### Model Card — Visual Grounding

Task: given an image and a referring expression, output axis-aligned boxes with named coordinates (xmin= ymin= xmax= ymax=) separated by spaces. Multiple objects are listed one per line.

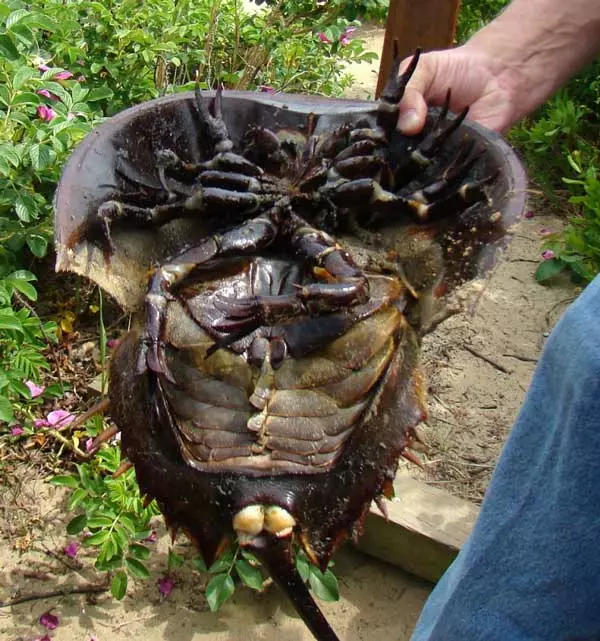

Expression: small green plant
xmin=50 ymin=435 xmax=161 ymax=600
xmin=536 ymin=152 xmax=600 ymax=284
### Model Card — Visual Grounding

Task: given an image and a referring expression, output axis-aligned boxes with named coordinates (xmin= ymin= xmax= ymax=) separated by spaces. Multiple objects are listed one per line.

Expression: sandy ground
xmin=0 ymin=22 xmax=578 ymax=641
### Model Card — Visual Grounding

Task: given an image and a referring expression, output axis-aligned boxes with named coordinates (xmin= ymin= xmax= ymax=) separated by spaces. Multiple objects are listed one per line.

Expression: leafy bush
xmin=456 ymin=0 xmax=600 ymax=284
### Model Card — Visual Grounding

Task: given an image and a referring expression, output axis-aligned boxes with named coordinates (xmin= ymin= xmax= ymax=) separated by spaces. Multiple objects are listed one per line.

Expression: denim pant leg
xmin=410 ymin=275 xmax=600 ymax=641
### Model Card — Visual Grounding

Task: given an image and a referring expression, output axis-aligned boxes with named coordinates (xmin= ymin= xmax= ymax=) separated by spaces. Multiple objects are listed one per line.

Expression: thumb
xmin=397 ymin=87 xmax=428 ymax=135
xmin=395 ymin=53 xmax=438 ymax=135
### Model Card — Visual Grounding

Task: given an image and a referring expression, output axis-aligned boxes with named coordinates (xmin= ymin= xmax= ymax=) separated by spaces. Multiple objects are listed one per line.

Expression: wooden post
xmin=376 ymin=0 xmax=461 ymax=98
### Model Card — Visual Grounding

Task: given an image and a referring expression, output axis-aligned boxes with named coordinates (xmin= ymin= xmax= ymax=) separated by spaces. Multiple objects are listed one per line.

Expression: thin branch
xmin=0 ymin=583 xmax=108 ymax=608
xmin=463 ymin=345 xmax=511 ymax=374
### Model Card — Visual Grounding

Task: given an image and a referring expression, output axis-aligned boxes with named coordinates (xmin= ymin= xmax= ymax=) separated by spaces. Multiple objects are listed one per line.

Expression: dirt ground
xmin=0 ymin=23 xmax=579 ymax=641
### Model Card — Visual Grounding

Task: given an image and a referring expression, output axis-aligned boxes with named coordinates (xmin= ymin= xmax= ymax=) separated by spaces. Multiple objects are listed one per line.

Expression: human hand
xmin=397 ymin=45 xmax=521 ymax=135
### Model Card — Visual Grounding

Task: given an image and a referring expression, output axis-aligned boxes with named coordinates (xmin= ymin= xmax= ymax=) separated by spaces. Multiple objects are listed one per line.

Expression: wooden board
xmin=376 ymin=0 xmax=461 ymax=98
xmin=357 ymin=472 xmax=478 ymax=583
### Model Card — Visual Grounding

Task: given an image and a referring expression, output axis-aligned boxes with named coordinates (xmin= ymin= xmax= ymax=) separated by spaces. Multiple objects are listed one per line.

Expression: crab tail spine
xmin=246 ymin=536 xmax=340 ymax=641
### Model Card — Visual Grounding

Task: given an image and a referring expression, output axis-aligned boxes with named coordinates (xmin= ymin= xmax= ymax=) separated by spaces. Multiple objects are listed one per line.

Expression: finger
xmin=397 ymin=87 xmax=428 ymax=134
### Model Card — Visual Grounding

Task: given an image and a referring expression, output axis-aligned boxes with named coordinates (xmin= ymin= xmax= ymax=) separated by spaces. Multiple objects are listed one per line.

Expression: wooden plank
xmin=376 ymin=0 xmax=461 ymax=98
xmin=357 ymin=472 xmax=478 ymax=583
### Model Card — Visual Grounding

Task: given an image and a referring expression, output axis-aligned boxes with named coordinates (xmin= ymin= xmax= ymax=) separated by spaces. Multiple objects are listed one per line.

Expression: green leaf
xmin=83 ymin=530 xmax=110 ymax=546
xmin=26 ymin=234 xmax=48 ymax=258
xmin=0 ymin=84 xmax=10 ymax=106
xmin=112 ymin=570 xmax=128 ymax=600
xmin=208 ymin=549 xmax=235 ymax=573
xmin=51 ymin=474 xmax=79 ymax=488
xmin=12 ymin=67 xmax=37 ymax=90
xmin=87 ymin=514 xmax=115 ymax=528
xmin=0 ymin=144 xmax=20 ymax=168
xmin=128 ymin=543 xmax=151 ymax=560
xmin=5 ymin=8 xmax=29 ymax=30
xmin=192 ymin=556 xmax=207 ymax=572
xmin=0 ymin=311 xmax=23 ymax=332
xmin=66 ymin=513 xmax=88 ymax=534
xmin=535 ymin=258 xmax=566 ymax=283
xmin=22 ymin=12 xmax=58 ymax=31
xmin=68 ymin=487 xmax=88 ymax=510
xmin=86 ymin=86 xmax=114 ymax=102
xmin=308 ymin=567 xmax=339 ymax=602
xmin=0 ymin=395 xmax=14 ymax=423
xmin=205 ymin=573 xmax=235 ymax=612
xmin=235 ymin=559 xmax=264 ymax=591
xmin=295 ymin=552 xmax=310 ymax=582
xmin=168 ymin=549 xmax=185 ymax=569
xmin=29 ymin=144 xmax=55 ymax=171
xmin=11 ymin=92 xmax=41 ymax=106
xmin=10 ymin=276 xmax=37 ymax=301
xmin=125 ymin=556 xmax=151 ymax=579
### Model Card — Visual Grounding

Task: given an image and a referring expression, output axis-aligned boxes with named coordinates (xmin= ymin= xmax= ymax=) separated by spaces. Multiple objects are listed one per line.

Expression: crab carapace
xmin=54 ymin=47 xmax=526 ymax=641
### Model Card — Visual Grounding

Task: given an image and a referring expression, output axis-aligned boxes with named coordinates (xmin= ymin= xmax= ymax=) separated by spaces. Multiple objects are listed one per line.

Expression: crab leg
xmin=377 ymin=43 xmax=421 ymax=138
xmin=138 ymin=215 xmax=279 ymax=376
xmin=213 ymin=214 xmax=369 ymax=338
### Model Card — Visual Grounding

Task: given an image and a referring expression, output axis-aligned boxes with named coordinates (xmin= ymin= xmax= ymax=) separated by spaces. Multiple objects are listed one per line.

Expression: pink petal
xmin=54 ymin=71 xmax=73 ymax=80
xmin=64 ymin=541 xmax=79 ymax=558
xmin=158 ymin=575 xmax=175 ymax=598
xmin=46 ymin=410 xmax=75 ymax=428
xmin=36 ymin=105 xmax=56 ymax=122
xmin=39 ymin=611 xmax=59 ymax=630
xmin=34 ymin=418 xmax=49 ymax=428
xmin=25 ymin=380 xmax=45 ymax=398
xmin=317 ymin=32 xmax=332 ymax=44
xmin=36 ymin=89 xmax=60 ymax=102
xmin=143 ymin=530 xmax=157 ymax=544
xmin=77 ymin=75 xmax=86 ymax=82
xmin=541 ymin=249 xmax=555 ymax=260
xmin=258 ymin=85 xmax=275 ymax=93
xmin=523 ymin=210 xmax=534 ymax=219
xmin=10 ymin=425 xmax=25 ymax=436
xmin=344 ymin=27 xmax=357 ymax=36
xmin=85 ymin=437 xmax=95 ymax=452
xmin=38 ymin=64 xmax=50 ymax=72
xmin=106 ymin=338 xmax=120 ymax=349
xmin=340 ymin=36 xmax=350 ymax=45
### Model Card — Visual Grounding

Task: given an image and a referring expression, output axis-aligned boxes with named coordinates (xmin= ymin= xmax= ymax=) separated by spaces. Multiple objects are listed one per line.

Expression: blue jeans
xmin=410 ymin=275 xmax=600 ymax=641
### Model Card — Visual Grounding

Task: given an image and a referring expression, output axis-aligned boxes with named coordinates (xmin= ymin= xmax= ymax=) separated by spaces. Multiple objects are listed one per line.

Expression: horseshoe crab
xmin=54 ymin=54 xmax=526 ymax=641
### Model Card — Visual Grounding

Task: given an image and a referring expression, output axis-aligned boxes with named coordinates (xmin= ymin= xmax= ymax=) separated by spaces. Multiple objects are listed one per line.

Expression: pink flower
xmin=259 ymin=85 xmax=275 ymax=93
xmin=36 ymin=105 xmax=56 ymax=122
xmin=10 ymin=425 xmax=24 ymax=436
xmin=523 ymin=210 xmax=534 ymax=219
xmin=85 ymin=437 xmax=95 ymax=452
xmin=106 ymin=338 xmax=120 ymax=349
xmin=64 ymin=541 xmax=79 ymax=558
xmin=39 ymin=611 xmax=59 ymax=630
xmin=38 ymin=64 xmax=50 ymax=72
xmin=538 ymin=227 xmax=554 ymax=236
xmin=34 ymin=418 xmax=49 ymax=429
xmin=541 ymin=249 xmax=555 ymax=260
xmin=36 ymin=89 xmax=60 ymax=102
xmin=143 ymin=530 xmax=157 ymax=544
xmin=46 ymin=410 xmax=75 ymax=428
xmin=54 ymin=70 xmax=73 ymax=80
xmin=158 ymin=575 xmax=175 ymax=598
xmin=25 ymin=380 xmax=45 ymax=398
xmin=317 ymin=32 xmax=332 ymax=44
xmin=77 ymin=75 xmax=86 ymax=82
xmin=339 ymin=26 xmax=356 ymax=46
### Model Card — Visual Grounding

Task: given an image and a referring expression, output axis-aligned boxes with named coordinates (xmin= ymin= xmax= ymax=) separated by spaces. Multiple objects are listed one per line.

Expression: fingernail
xmin=397 ymin=109 xmax=420 ymax=133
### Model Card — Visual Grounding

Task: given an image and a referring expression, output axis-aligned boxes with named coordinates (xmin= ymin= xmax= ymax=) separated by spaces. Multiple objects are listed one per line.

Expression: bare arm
xmin=398 ymin=0 xmax=600 ymax=133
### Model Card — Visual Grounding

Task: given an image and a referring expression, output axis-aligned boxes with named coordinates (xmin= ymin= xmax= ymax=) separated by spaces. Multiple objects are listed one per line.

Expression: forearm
xmin=465 ymin=0 xmax=600 ymax=120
